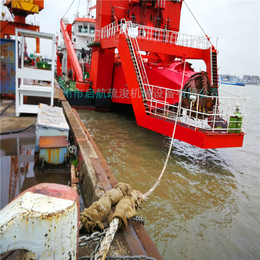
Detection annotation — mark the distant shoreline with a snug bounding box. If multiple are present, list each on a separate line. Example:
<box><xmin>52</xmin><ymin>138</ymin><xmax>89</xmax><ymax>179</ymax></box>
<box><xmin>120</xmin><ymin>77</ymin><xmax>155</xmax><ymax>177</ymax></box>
<box><xmin>220</xmin><ymin>82</ymin><xmax>260</xmax><ymax>86</ymax></box>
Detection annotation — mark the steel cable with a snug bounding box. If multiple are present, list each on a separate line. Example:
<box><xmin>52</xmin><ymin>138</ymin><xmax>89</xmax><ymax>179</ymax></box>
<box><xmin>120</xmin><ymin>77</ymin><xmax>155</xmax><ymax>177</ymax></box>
<box><xmin>62</xmin><ymin>0</ymin><xmax>76</xmax><ymax>19</ymax></box>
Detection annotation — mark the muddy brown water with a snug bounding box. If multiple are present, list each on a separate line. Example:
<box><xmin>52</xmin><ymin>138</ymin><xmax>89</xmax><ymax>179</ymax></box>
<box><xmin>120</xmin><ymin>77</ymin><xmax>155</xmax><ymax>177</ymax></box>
<box><xmin>0</xmin><ymin>84</ymin><xmax>259</xmax><ymax>259</ymax></box>
<box><xmin>77</xmin><ymin>84</ymin><xmax>260</xmax><ymax>259</ymax></box>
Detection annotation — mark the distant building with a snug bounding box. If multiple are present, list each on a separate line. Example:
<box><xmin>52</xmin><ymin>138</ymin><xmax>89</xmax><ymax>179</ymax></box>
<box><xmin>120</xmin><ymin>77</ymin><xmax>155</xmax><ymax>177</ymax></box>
<box><xmin>242</xmin><ymin>75</ymin><xmax>251</xmax><ymax>84</ymax></box>
<box><xmin>251</xmin><ymin>76</ymin><xmax>259</xmax><ymax>84</ymax></box>
<box><xmin>220</xmin><ymin>74</ymin><xmax>240</xmax><ymax>83</ymax></box>
<box><xmin>220</xmin><ymin>74</ymin><xmax>259</xmax><ymax>85</ymax></box>
<box><xmin>243</xmin><ymin>75</ymin><xmax>260</xmax><ymax>84</ymax></box>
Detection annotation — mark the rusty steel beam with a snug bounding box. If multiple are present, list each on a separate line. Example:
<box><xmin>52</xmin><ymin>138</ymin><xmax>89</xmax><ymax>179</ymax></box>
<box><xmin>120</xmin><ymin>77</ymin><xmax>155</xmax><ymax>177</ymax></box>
<box><xmin>90</xmin><ymin>157</ymin><xmax>113</xmax><ymax>192</ymax></box>
<box><xmin>72</xmin><ymin>108</ymin><xmax>118</xmax><ymax>188</ymax></box>
<box><xmin>123</xmin><ymin>223</ymin><xmax>147</xmax><ymax>256</ymax></box>
<box><xmin>131</xmin><ymin>221</ymin><xmax>164</xmax><ymax>260</ymax></box>
<box><xmin>71</xmin><ymin>165</ymin><xmax>78</xmax><ymax>192</ymax></box>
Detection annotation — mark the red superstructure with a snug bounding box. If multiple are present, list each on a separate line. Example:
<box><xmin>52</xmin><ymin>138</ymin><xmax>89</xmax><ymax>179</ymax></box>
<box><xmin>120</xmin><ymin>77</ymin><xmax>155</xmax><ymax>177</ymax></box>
<box><xmin>1</xmin><ymin>0</ymin><xmax>44</xmax><ymax>53</ymax></box>
<box><xmin>59</xmin><ymin>0</ymin><xmax>246</xmax><ymax>149</ymax></box>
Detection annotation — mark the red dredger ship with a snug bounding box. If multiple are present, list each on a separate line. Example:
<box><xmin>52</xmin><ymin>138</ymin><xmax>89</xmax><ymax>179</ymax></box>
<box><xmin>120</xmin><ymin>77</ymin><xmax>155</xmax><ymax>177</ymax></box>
<box><xmin>57</xmin><ymin>0</ymin><xmax>246</xmax><ymax>149</ymax></box>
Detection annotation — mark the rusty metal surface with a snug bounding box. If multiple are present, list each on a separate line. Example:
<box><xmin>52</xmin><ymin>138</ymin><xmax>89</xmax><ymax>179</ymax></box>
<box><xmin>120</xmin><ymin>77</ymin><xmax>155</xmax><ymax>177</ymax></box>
<box><xmin>39</xmin><ymin>135</ymin><xmax>68</xmax><ymax>149</ymax></box>
<box><xmin>62</xmin><ymin>101</ymin><xmax>103</xmax><ymax>206</ymax></box>
<box><xmin>72</xmin><ymin>108</ymin><xmax>118</xmax><ymax>188</ymax></box>
<box><xmin>39</xmin><ymin>147</ymin><xmax>67</xmax><ymax>165</ymax></box>
<box><xmin>90</xmin><ymin>157</ymin><xmax>113</xmax><ymax>192</ymax></box>
<box><xmin>79</xmin><ymin>231</ymin><xmax>131</xmax><ymax>258</ymax></box>
<box><xmin>71</xmin><ymin>165</ymin><xmax>78</xmax><ymax>192</ymax></box>
<box><xmin>123</xmin><ymin>223</ymin><xmax>148</xmax><ymax>256</ymax></box>
<box><xmin>0</xmin><ymin>250</ymin><xmax>20</xmax><ymax>260</ymax></box>
<box><xmin>0</xmin><ymin>183</ymin><xmax>79</xmax><ymax>259</ymax></box>
<box><xmin>131</xmin><ymin>221</ymin><xmax>164</xmax><ymax>260</ymax></box>
<box><xmin>39</xmin><ymin>136</ymin><xmax>68</xmax><ymax>165</ymax></box>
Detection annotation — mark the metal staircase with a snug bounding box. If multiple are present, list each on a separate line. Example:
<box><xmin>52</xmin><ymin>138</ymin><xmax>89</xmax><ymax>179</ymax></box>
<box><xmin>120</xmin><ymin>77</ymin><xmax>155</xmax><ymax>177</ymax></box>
<box><xmin>210</xmin><ymin>49</ymin><xmax>218</xmax><ymax>86</ymax></box>
<box><xmin>126</xmin><ymin>36</ymin><xmax>151</xmax><ymax>103</ymax></box>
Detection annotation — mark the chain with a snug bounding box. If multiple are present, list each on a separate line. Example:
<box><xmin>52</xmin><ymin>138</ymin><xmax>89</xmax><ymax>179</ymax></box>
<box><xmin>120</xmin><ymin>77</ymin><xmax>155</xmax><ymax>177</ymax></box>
<box><xmin>128</xmin><ymin>216</ymin><xmax>145</xmax><ymax>225</ymax></box>
<box><xmin>78</xmin><ymin>226</ymin><xmax>156</xmax><ymax>260</ymax></box>
<box><xmin>79</xmin><ymin>230</ymin><xmax>107</xmax><ymax>246</ymax></box>
<box><xmin>79</xmin><ymin>255</ymin><xmax>156</xmax><ymax>260</ymax></box>
<box><xmin>79</xmin><ymin>228</ymin><xmax>108</xmax><ymax>260</ymax></box>
<box><xmin>67</xmin><ymin>144</ymin><xmax>77</xmax><ymax>155</ymax></box>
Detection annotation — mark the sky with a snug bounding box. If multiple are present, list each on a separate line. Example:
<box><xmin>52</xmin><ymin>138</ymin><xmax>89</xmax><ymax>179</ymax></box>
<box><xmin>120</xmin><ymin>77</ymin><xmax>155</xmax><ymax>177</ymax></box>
<box><xmin>1</xmin><ymin>0</ymin><xmax>259</xmax><ymax>78</ymax></box>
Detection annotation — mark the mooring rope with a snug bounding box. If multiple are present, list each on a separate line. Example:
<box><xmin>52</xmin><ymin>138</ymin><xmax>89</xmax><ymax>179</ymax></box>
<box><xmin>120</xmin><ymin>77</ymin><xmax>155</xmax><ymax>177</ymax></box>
<box><xmin>93</xmin><ymin>62</ymin><xmax>187</xmax><ymax>259</ymax></box>
<box><xmin>94</xmin><ymin>218</ymin><xmax>120</xmax><ymax>260</ymax></box>
<box><xmin>143</xmin><ymin>60</ymin><xmax>187</xmax><ymax>199</ymax></box>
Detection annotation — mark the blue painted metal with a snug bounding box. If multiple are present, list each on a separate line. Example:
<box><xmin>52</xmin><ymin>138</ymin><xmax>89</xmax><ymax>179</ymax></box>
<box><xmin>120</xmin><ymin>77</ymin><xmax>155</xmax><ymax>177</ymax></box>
<box><xmin>39</xmin><ymin>147</ymin><xmax>68</xmax><ymax>165</ymax></box>
<box><xmin>39</xmin><ymin>136</ymin><xmax>68</xmax><ymax>165</ymax></box>
<box><xmin>0</xmin><ymin>38</ymin><xmax>15</xmax><ymax>94</ymax></box>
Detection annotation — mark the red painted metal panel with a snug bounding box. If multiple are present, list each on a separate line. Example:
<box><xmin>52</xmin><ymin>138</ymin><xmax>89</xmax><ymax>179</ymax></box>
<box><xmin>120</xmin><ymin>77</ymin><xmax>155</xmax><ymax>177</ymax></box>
<box><xmin>17</xmin><ymin>183</ymin><xmax>79</xmax><ymax>202</ymax></box>
<box><xmin>137</xmin><ymin>114</ymin><xmax>244</xmax><ymax>149</ymax></box>
<box><xmin>90</xmin><ymin>0</ymin><xmax>243</xmax><ymax>149</ymax></box>
<box><xmin>111</xmin><ymin>65</ymin><xmax>131</xmax><ymax>104</ymax></box>
<box><xmin>117</xmin><ymin>35</ymin><xmax>147</xmax><ymax>119</ymax></box>
<box><xmin>116</xmin><ymin>34</ymin><xmax>244</xmax><ymax>149</ymax></box>
<box><xmin>96</xmin><ymin>0</ymin><xmax>183</xmax><ymax>32</ymax></box>
<box><xmin>76</xmin><ymin>82</ymin><xmax>90</xmax><ymax>92</ymax></box>
<box><xmin>89</xmin><ymin>49</ymin><xmax>114</xmax><ymax>93</ymax></box>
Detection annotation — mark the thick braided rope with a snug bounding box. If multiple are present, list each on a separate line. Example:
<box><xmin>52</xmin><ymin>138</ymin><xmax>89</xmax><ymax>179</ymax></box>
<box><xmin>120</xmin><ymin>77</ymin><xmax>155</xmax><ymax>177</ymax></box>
<box><xmin>94</xmin><ymin>218</ymin><xmax>120</xmax><ymax>260</ymax></box>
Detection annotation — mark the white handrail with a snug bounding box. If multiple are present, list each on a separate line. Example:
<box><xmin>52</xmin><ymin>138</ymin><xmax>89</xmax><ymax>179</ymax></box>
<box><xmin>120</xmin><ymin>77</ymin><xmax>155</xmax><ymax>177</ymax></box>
<box><xmin>101</xmin><ymin>21</ymin><xmax>211</xmax><ymax>50</ymax></box>
<box><xmin>100</xmin><ymin>21</ymin><xmax>246</xmax><ymax>133</ymax></box>
<box><xmin>130</xmin><ymin>37</ymin><xmax>153</xmax><ymax>100</ymax></box>
<box><xmin>142</xmin><ymin>84</ymin><xmax>246</xmax><ymax>133</ymax></box>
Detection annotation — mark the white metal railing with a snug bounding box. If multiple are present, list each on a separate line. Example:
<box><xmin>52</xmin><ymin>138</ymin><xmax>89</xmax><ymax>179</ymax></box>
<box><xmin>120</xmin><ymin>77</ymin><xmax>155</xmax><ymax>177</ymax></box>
<box><xmin>101</xmin><ymin>21</ymin><xmax>211</xmax><ymax>50</ymax></box>
<box><xmin>142</xmin><ymin>84</ymin><xmax>246</xmax><ymax>133</ymax></box>
<box><xmin>129</xmin><ymin>37</ymin><xmax>153</xmax><ymax>100</ymax></box>
<box><xmin>101</xmin><ymin>22</ymin><xmax>118</xmax><ymax>39</ymax></box>
<box><xmin>99</xmin><ymin>20</ymin><xmax>245</xmax><ymax>133</ymax></box>
<box><xmin>155</xmin><ymin>0</ymin><xmax>166</xmax><ymax>9</ymax></box>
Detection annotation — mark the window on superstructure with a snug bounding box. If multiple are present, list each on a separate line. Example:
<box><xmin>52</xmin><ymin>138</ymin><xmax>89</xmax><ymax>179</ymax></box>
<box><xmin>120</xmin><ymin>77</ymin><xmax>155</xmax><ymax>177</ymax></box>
<box><xmin>90</xmin><ymin>26</ymin><xmax>95</xmax><ymax>34</ymax></box>
<box><xmin>84</xmin><ymin>25</ymin><xmax>88</xmax><ymax>33</ymax></box>
<box><xmin>78</xmin><ymin>25</ymin><xmax>82</xmax><ymax>33</ymax></box>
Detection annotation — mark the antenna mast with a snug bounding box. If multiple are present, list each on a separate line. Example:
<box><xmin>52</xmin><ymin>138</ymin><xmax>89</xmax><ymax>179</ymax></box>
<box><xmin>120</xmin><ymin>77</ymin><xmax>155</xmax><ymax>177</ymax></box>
<box><xmin>86</xmin><ymin>0</ymin><xmax>92</xmax><ymax>17</ymax></box>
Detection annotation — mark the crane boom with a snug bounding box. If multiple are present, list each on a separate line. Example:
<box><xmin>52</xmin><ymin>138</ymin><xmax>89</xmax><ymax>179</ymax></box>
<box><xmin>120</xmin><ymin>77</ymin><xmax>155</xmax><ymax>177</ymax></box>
<box><xmin>60</xmin><ymin>19</ymin><xmax>83</xmax><ymax>82</ymax></box>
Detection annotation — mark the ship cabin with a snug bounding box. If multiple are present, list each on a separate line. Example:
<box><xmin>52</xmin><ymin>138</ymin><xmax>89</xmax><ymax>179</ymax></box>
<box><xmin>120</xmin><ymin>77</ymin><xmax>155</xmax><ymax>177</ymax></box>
<box><xmin>59</xmin><ymin>16</ymin><xmax>95</xmax><ymax>77</ymax></box>
<box><xmin>72</xmin><ymin>17</ymin><xmax>95</xmax><ymax>62</ymax></box>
